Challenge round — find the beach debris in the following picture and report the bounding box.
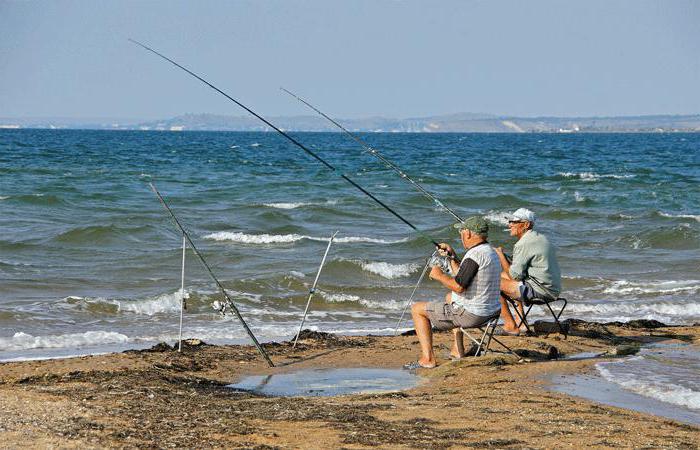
[533,320,570,335]
[606,344,641,356]
[620,319,667,329]
[143,339,208,353]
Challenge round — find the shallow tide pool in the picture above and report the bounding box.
[227,368,418,397]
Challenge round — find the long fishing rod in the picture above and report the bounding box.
[149,182,274,367]
[281,88,464,223]
[129,39,439,247]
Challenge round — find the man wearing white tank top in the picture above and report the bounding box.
[407,216,502,369]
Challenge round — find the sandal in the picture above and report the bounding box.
[403,361,436,370]
[493,327,521,336]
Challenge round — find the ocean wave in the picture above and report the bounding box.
[53,224,149,244]
[63,289,242,316]
[558,172,635,181]
[0,196,8,200]
[602,280,700,296]
[14,193,63,205]
[205,232,407,245]
[206,232,305,244]
[318,291,405,311]
[262,200,338,210]
[658,212,700,222]
[0,331,129,351]
[483,211,509,225]
[615,226,699,250]
[358,261,419,279]
[116,291,190,315]
[566,300,700,317]
[596,359,700,410]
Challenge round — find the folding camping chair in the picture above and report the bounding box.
[459,313,518,357]
[503,293,568,338]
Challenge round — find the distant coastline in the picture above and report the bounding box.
[1,112,699,133]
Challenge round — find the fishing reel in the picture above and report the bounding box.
[428,251,454,275]
[211,300,228,316]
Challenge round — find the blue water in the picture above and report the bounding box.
[0,130,699,359]
[551,344,700,425]
[228,368,418,397]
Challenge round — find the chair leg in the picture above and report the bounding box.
[507,297,532,334]
[545,298,568,339]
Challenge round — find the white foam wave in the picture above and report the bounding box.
[250,143,261,147]
[659,212,700,222]
[574,191,586,202]
[206,232,305,244]
[596,361,700,410]
[558,172,634,181]
[359,261,419,279]
[262,200,338,210]
[483,211,509,225]
[0,331,129,351]
[566,300,700,317]
[263,202,308,209]
[319,291,405,311]
[205,232,406,245]
[0,196,9,200]
[115,290,190,315]
[602,279,700,296]
[230,145,240,149]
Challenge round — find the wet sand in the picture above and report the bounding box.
[0,321,698,449]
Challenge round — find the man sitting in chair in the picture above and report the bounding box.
[408,216,502,369]
[494,208,561,335]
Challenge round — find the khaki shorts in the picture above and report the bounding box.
[425,302,499,331]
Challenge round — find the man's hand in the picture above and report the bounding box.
[429,265,444,280]
[436,243,455,258]
[494,246,504,255]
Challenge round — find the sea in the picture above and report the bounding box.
[0,129,699,409]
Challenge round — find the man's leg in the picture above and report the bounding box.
[445,293,465,358]
[410,302,436,367]
[451,328,465,358]
[500,277,524,333]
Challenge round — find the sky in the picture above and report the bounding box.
[0,0,698,120]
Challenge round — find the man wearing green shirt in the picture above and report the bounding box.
[494,208,561,335]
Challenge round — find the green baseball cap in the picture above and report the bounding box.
[453,216,489,236]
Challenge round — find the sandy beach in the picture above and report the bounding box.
[0,320,697,449]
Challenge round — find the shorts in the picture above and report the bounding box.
[518,281,539,301]
[517,281,553,302]
[425,302,498,331]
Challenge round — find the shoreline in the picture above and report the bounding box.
[0,320,698,448]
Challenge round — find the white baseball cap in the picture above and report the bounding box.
[508,207,536,223]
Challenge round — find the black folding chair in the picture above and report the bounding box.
[503,292,568,338]
[460,313,519,357]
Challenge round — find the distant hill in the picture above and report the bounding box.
[1,113,699,133]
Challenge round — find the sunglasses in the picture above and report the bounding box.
[508,220,525,225]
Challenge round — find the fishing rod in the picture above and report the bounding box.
[149,182,274,367]
[393,250,436,335]
[293,230,338,349]
[129,39,439,248]
[281,88,464,223]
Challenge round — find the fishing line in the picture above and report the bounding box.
[280,88,465,223]
[129,39,439,247]
[149,182,274,367]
